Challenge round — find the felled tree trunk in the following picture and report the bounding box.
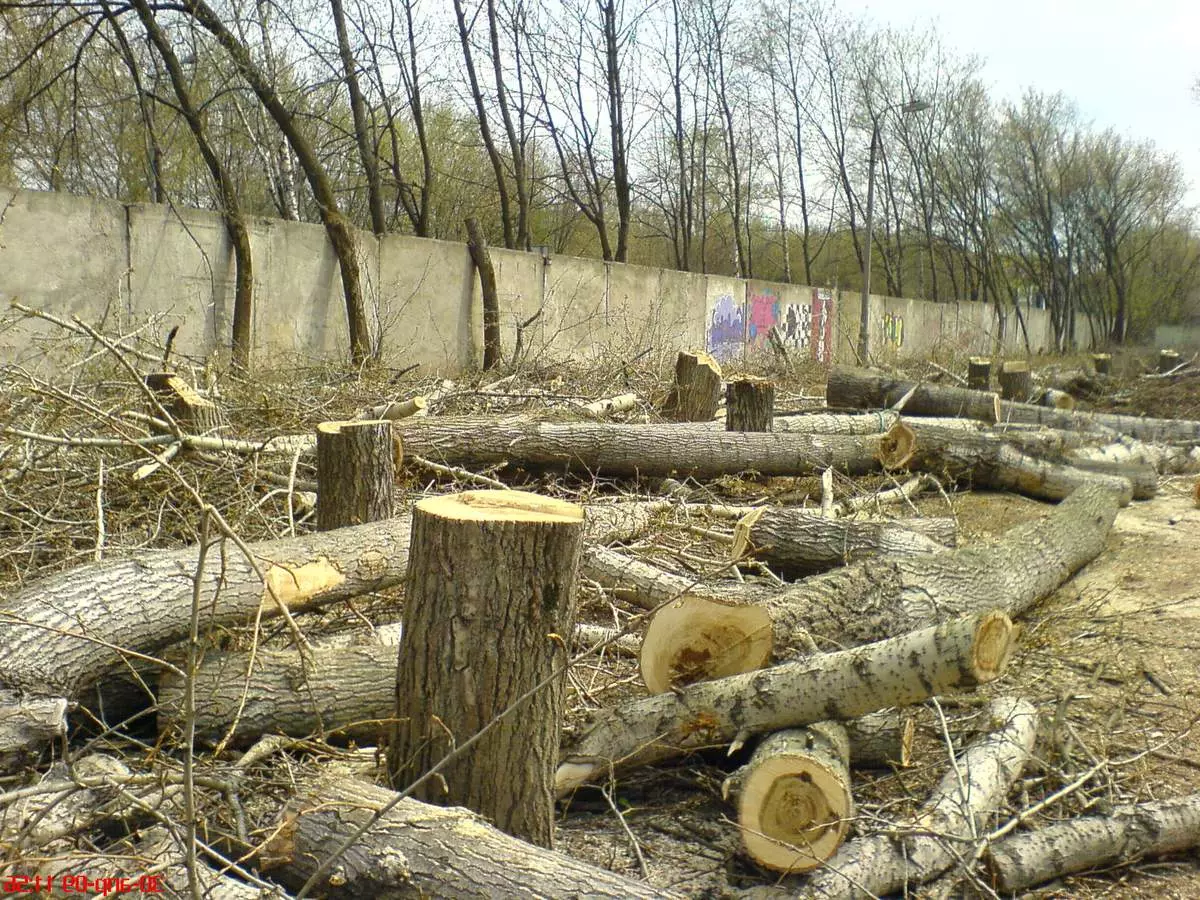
[145,372,222,434]
[723,723,852,873]
[726,377,776,432]
[804,697,1038,899]
[826,366,1001,423]
[1039,388,1076,410]
[260,775,684,899]
[390,491,584,848]
[357,395,427,421]
[998,400,1200,444]
[730,507,955,575]
[1071,439,1200,475]
[316,419,395,529]
[394,417,910,479]
[771,411,899,435]
[984,793,1200,894]
[967,357,992,391]
[556,610,1015,795]
[998,360,1033,401]
[664,350,723,422]
[844,710,913,769]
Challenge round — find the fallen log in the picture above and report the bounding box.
[826,366,1001,423]
[730,507,955,575]
[771,411,900,435]
[984,793,1200,893]
[803,696,1038,899]
[723,723,853,873]
[581,392,639,418]
[356,394,427,421]
[1071,439,1200,475]
[394,417,911,479]
[260,774,685,899]
[555,610,1015,795]
[998,399,1200,444]
[1038,387,1077,410]
[843,710,914,769]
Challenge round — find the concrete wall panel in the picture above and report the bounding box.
[378,233,472,372]
[542,255,607,361]
[704,276,745,364]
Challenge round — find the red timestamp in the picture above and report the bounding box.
[2,874,162,895]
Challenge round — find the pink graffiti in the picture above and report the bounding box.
[747,291,780,347]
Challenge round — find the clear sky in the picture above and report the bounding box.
[838,0,1200,207]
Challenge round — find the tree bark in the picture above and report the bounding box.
[260,775,684,898]
[316,419,395,529]
[998,360,1034,401]
[331,0,385,236]
[144,372,222,434]
[466,216,502,370]
[390,491,584,848]
[770,412,900,435]
[556,610,1015,795]
[726,377,776,432]
[826,367,1001,423]
[1159,349,1181,373]
[664,351,724,422]
[1092,352,1112,375]
[984,794,1200,894]
[997,400,1200,444]
[723,723,852,873]
[393,417,911,479]
[730,507,955,576]
[966,357,992,391]
[843,710,914,769]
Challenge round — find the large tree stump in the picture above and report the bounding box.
[316,419,395,530]
[966,357,992,391]
[390,490,584,848]
[1091,352,1112,375]
[664,350,723,422]
[1159,349,1181,373]
[144,372,222,434]
[726,377,776,432]
[723,723,853,873]
[998,360,1034,402]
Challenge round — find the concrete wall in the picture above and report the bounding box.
[0,187,1098,373]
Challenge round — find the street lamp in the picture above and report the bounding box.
[857,98,931,364]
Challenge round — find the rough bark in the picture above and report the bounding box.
[985,794,1200,893]
[724,723,852,873]
[731,507,955,575]
[726,377,776,432]
[466,216,502,370]
[358,396,427,421]
[967,357,992,391]
[1159,349,1181,373]
[998,360,1034,402]
[556,611,1015,795]
[144,372,222,434]
[0,696,67,771]
[804,697,1038,899]
[260,775,684,898]
[393,417,908,479]
[771,411,900,435]
[1071,439,1200,475]
[843,710,913,769]
[581,545,773,611]
[1092,353,1112,375]
[664,351,724,422]
[998,400,1200,444]
[316,419,396,529]
[390,491,584,848]
[827,367,1001,422]
[582,393,639,418]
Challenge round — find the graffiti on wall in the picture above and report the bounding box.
[707,291,744,360]
[882,312,905,348]
[747,289,782,349]
[811,288,833,364]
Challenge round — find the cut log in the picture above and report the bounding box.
[640,595,773,693]
[804,696,1038,899]
[1159,348,1181,373]
[1092,352,1112,375]
[997,400,1200,444]
[726,377,776,432]
[966,357,992,391]
[259,775,684,899]
[772,411,899,435]
[556,610,1015,795]
[730,507,955,575]
[144,371,222,434]
[1071,439,1200,475]
[357,395,427,421]
[998,360,1034,402]
[316,419,395,530]
[844,710,914,769]
[0,695,67,771]
[394,417,908,479]
[390,490,584,848]
[984,793,1200,893]
[832,474,932,517]
[826,366,1001,423]
[1039,387,1076,410]
[723,723,852,873]
[581,392,639,418]
[664,350,724,422]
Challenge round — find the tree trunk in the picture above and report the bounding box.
[998,400,1200,444]
[556,611,1015,795]
[804,697,1037,900]
[998,360,1034,401]
[967,357,992,391]
[826,367,1001,423]
[1038,387,1076,410]
[984,794,1200,894]
[771,412,900,435]
[331,0,386,236]
[730,507,955,576]
[316,420,395,530]
[466,216,502,370]
[726,377,776,432]
[1159,349,1181,373]
[843,710,914,769]
[393,417,911,479]
[144,373,222,434]
[1092,352,1112,375]
[723,723,852,873]
[663,350,724,422]
[390,491,584,848]
[262,775,684,898]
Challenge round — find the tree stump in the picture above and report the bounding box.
[144,372,222,434]
[1159,349,1181,374]
[998,361,1033,402]
[1092,353,1112,376]
[966,357,992,391]
[725,377,776,432]
[663,350,723,422]
[316,420,395,530]
[390,490,584,848]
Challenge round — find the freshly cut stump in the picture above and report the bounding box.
[966,357,992,391]
[665,350,724,422]
[1159,349,1181,373]
[998,361,1033,402]
[725,724,853,873]
[389,490,584,849]
[144,372,222,434]
[316,419,395,530]
[726,377,776,432]
[640,595,773,693]
[1092,353,1112,375]
[1039,388,1076,410]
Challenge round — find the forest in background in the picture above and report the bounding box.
[2,0,1199,366]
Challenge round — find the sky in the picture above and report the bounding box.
[838,0,1200,206]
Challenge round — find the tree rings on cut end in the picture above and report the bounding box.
[970,610,1016,683]
[415,490,584,524]
[879,421,917,470]
[640,595,772,694]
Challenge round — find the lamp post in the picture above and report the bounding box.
[857,98,931,364]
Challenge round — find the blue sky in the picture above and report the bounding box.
[839,0,1200,206]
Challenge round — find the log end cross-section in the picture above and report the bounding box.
[640,595,773,694]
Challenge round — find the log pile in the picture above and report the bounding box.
[3,318,1200,899]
